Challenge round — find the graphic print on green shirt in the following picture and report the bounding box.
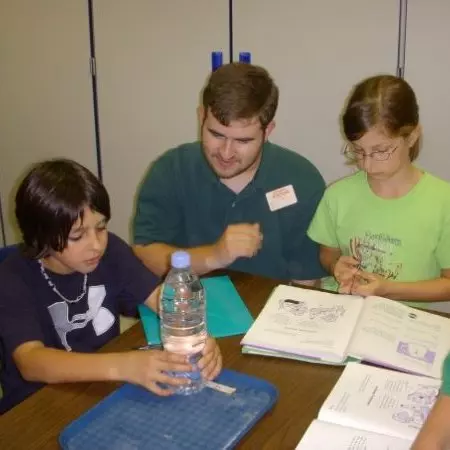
[349,234,403,281]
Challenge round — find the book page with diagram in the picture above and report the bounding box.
[318,362,440,441]
[295,420,412,450]
[347,296,450,378]
[241,285,364,363]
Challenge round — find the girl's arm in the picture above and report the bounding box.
[411,395,450,450]
[354,269,450,301]
[319,245,342,275]
[383,268,450,301]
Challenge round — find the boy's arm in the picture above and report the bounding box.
[12,283,222,392]
[13,340,192,396]
[14,341,129,383]
[411,395,450,450]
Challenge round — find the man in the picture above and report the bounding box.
[133,63,326,283]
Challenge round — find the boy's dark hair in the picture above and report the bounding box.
[342,75,420,161]
[202,62,279,129]
[15,158,110,258]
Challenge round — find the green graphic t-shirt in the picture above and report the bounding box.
[307,170,450,310]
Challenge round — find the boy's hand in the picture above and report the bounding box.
[123,349,192,396]
[198,337,222,381]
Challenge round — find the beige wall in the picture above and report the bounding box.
[1,1,450,246]
[0,1,97,245]
[404,1,450,181]
[233,0,400,185]
[94,0,229,242]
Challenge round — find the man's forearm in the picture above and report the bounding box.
[133,243,223,277]
[14,343,129,384]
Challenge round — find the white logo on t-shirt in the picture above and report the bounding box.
[47,285,115,351]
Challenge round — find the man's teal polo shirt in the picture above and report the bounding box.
[133,141,326,280]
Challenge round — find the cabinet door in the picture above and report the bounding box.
[0,1,97,244]
[233,0,400,184]
[94,0,229,242]
[404,1,450,181]
[0,197,5,248]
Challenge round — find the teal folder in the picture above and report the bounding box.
[138,275,254,344]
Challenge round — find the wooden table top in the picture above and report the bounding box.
[0,271,344,450]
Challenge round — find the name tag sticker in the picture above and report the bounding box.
[266,184,298,212]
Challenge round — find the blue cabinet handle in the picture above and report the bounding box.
[239,52,251,64]
[211,51,223,71]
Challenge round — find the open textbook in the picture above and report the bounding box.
[295,363,441,449]
[241,284,450,378]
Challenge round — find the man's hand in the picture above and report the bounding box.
[212,223,263,267]
[122,349,193,396]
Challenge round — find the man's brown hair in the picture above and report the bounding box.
[202,63,279,129]
[342,75,420,161]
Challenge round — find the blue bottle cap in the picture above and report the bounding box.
[171,251,191,269]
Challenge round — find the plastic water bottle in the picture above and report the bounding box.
[160,251,207,395]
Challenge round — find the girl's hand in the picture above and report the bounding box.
[333,256,359,293]
[351,270,388,297]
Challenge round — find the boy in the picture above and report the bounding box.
[0,159,221,414]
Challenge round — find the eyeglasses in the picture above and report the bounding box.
[342,144,399,162]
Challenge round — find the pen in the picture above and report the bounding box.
[349,261,362,294]
[133,344,163,351]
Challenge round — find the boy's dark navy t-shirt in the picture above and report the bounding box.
[0,232,159,414]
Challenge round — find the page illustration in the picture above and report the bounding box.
[348,297,450,378]
[397,341,436,365]
[241,285,364,362]
[279,298,347,323]
[392,384,439,426]
[319,363,440,441]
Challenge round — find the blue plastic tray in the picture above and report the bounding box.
[59,369,278,450]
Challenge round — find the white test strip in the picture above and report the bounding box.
[205,380,237,395]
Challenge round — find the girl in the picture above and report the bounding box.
[307,75,450,311]
[0,159,221,414]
